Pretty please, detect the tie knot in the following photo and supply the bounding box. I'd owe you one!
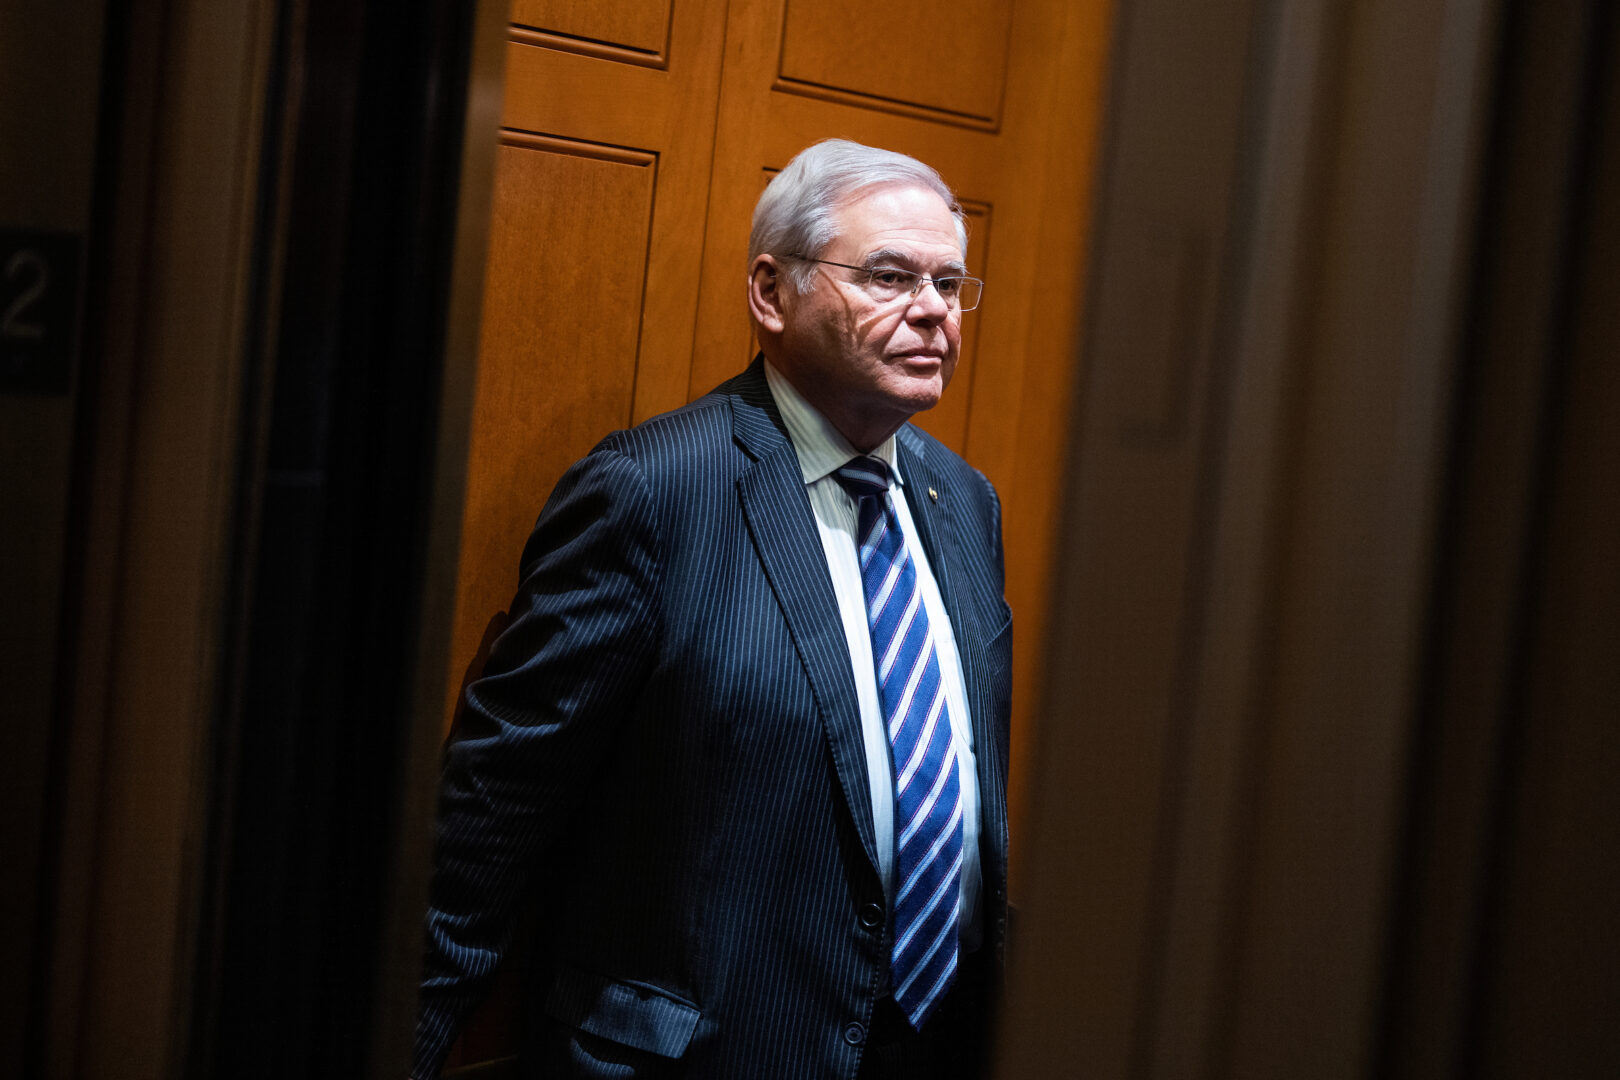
[834,455,891,500]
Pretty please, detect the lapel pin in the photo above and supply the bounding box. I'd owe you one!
[928,486,939,502]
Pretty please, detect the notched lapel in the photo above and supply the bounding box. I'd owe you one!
[733,386,881,882]
[898,432,1010,644]
[896,431,991,649]
[896,428,1012,872]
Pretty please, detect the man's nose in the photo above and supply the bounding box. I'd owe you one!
[906,278,951,321]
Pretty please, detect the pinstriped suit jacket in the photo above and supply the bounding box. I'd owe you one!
[416,358,1012,1079]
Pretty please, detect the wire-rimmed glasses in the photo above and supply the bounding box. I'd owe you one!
[786,256,984,312]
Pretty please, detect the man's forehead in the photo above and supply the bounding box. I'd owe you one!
[829,184,964,259]
[857,246,969,273]
[833,182,953,222]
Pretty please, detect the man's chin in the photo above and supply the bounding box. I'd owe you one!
[888,372,948,414]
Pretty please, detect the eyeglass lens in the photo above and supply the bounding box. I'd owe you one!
[867,269,982,311]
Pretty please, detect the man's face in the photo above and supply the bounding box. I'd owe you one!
[772,183,965,450]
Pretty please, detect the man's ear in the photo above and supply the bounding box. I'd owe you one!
[747,255,787,335]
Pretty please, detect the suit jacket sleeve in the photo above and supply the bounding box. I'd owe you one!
[413,442,664,1078]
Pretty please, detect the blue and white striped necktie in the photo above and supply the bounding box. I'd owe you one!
[835,455,962,1032]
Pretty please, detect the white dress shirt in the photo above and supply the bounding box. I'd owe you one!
[764,361,982,950]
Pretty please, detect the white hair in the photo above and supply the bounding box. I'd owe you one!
[749,139,968,292]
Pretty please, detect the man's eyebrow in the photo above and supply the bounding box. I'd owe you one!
[862,248,970,275]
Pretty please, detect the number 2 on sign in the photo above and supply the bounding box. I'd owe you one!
[3,249,50,342]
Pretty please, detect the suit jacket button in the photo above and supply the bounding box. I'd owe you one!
[859,902,884,930]
[844,1021,866,1046]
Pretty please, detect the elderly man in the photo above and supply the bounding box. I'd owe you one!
[415,139,1011,1080]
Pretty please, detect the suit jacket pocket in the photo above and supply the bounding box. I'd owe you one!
[544,966,701,1059]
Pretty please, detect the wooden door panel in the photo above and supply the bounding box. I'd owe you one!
[445,4,728,723]
[496,20,727,422]
[501,45,687,137]
[448,138,657,715]
[777,0,1014,127]
[509,0,672,58]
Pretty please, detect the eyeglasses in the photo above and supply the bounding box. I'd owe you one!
[786,256,984,312]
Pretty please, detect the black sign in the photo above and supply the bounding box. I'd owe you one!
[1,227,82,395]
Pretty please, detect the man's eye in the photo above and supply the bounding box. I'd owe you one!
[870,269,911,288]
[935,277,962,297]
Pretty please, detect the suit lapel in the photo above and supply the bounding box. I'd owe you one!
[895,428,986,701]
[895,428,1011,874]
[731,368,881,881]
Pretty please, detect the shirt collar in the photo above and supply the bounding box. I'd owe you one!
[764,360,902,488]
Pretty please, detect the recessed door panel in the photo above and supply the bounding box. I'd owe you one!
[448,137,656,706]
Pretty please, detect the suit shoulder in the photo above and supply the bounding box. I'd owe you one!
[574,384,749,508]
[588,389,733,461]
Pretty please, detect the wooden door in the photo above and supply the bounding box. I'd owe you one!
[446,0,731,709]
[451,0,1110,819]
[441,1,1110,1063]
